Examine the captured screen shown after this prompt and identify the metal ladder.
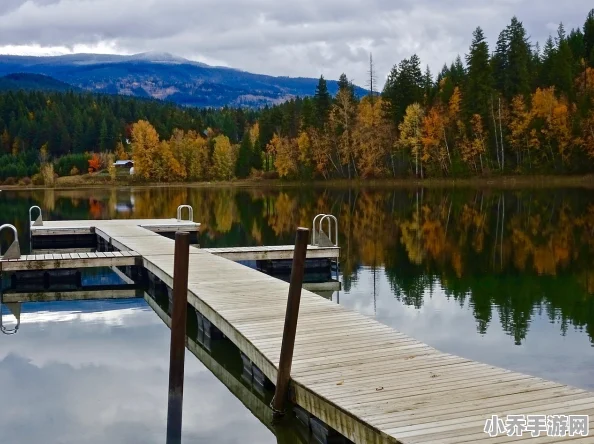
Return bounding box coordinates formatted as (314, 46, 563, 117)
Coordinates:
(0, 224, 20, 260)
(311, 214, 340, 291)
(176, 205, 194, 222)
(312, 214, 338, 247)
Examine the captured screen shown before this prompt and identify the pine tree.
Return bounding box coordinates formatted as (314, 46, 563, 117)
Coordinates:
(381, 64, 399, 124)
(450, 56, 466, 86)
(235, 131, 253, 178)
(99, 118, 109, 151)
(423, 65, 434, 105)
(541, 35, 556, 86)
(583, 9, 594, 66)
(464, 27, 493, 122)
(337, 73, 350, 93)
(551, 23, 575, 97)
(506, 17, 532, 99)
(492, 29, 509, 94)
(382, 55, 424, 126)
(300, 98, 316, 130)
(313, 76, 332, 129)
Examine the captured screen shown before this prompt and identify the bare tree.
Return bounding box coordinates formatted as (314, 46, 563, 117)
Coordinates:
(367, 53, 377, 105)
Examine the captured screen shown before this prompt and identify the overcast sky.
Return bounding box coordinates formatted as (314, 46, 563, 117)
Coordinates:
(0, 0, 592, 86)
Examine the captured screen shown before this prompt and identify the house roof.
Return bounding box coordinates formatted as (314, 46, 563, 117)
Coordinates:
(114, 160, 134, 166)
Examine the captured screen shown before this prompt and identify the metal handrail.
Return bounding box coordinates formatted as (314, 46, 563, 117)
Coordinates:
(176, 205, 194, 222)
(0, 224, 20, 259)
(319, 215, 338, 247)
(312, 214, 327, 246)
(29, 205, 43, 226)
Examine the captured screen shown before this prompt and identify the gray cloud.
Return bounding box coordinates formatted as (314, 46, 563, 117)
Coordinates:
(0, 0, 592, 85)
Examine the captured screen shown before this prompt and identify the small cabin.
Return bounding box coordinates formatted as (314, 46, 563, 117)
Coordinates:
(113, 160, 134, 168)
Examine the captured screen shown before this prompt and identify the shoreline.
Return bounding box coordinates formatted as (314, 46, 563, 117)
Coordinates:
(1, 174, 594, 191)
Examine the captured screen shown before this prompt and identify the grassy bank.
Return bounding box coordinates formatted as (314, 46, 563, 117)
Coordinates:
(1, 173, 594, 191)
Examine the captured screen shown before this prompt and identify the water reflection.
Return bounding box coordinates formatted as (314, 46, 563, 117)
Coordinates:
(2, 186, 594, 390)
(0, 298, 276, 444)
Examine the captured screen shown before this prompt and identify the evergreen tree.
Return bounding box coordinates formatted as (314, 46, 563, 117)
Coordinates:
(235, 131, 253, 178)
(381, 64, 399, 124)
(551, 23, 575, 97)
(423, 65, 434, 105)
(382, 55, 424, 126)
(583, 9, 594, 66)
(464, 27, 493, 122)
(450, 55, 466, 86)
(531, 42, 542, 91)
(99, 118, 108, 151)
(541, 35, 556, 86)
(300, 98, 316, 130)
(313, 76, 332, 128)
(506, 17, 532, 99)
(492, 29, 509, 93)
(337, 73, 356, 101)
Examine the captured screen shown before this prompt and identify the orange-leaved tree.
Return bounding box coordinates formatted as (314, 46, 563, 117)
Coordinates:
(88, 153, 101, 173)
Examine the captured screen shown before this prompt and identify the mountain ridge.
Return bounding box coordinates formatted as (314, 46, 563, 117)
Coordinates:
(0, 53, 367, 107)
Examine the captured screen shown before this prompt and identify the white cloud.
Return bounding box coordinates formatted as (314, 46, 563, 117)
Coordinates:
(0, 0, 592, 85)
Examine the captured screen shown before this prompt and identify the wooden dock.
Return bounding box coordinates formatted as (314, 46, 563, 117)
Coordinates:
(0, 251, 140, 272)
(202, 245, 340, 261)
(7, 217, 594, 443)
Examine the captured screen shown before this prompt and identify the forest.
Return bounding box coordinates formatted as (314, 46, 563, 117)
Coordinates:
(1, 9, 594, 183)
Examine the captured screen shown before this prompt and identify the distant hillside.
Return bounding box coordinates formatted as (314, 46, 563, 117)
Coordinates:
(0, 73, 78, 92)
(0, 53, 368, 108)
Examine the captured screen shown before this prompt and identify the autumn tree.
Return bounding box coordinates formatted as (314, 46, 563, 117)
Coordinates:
(354, 97, 389, 178)
(131, 120, 184, 181)
(422, 105, 450, 175)
(212, 135, 235, 180)
(274, 136, 299, 178)
(331, 87, 358, 178)
(531, 87, 573, 167)
(399, 103, 425, 177)
(115, 141, 129, 160)
(169, 129, 209, 181)
(88, 153, 101, 173)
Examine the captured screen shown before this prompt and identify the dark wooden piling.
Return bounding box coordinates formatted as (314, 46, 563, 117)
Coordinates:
(166, 232, 190, 443)
(271, 227, 309, 417)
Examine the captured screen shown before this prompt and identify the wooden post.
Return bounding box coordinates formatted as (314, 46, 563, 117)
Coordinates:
(166, 232, 190, 443)
(272, 227, 309, 417)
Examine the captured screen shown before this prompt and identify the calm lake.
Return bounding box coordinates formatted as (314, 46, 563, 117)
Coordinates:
(1, 185, 594, 443)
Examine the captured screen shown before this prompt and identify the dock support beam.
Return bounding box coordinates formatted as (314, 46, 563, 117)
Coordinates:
(166, 232, 190, 443)
(272, 227, 309, 417)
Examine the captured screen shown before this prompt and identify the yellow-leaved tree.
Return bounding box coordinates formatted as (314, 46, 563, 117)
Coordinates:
(460, 114, 487, 173)
(273, 135, 298, 178)
(331, 88, 358, 178)
(354, 96, 389, 178)
(421, 106, 449, 175)
(212, 135, 235, 180)
(115, 141, 129, 160)
(531, 87, 573, 167)
(131, 120, 184, 181)
(399, 103, 425, 178)
(169, 129, 209, 181)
